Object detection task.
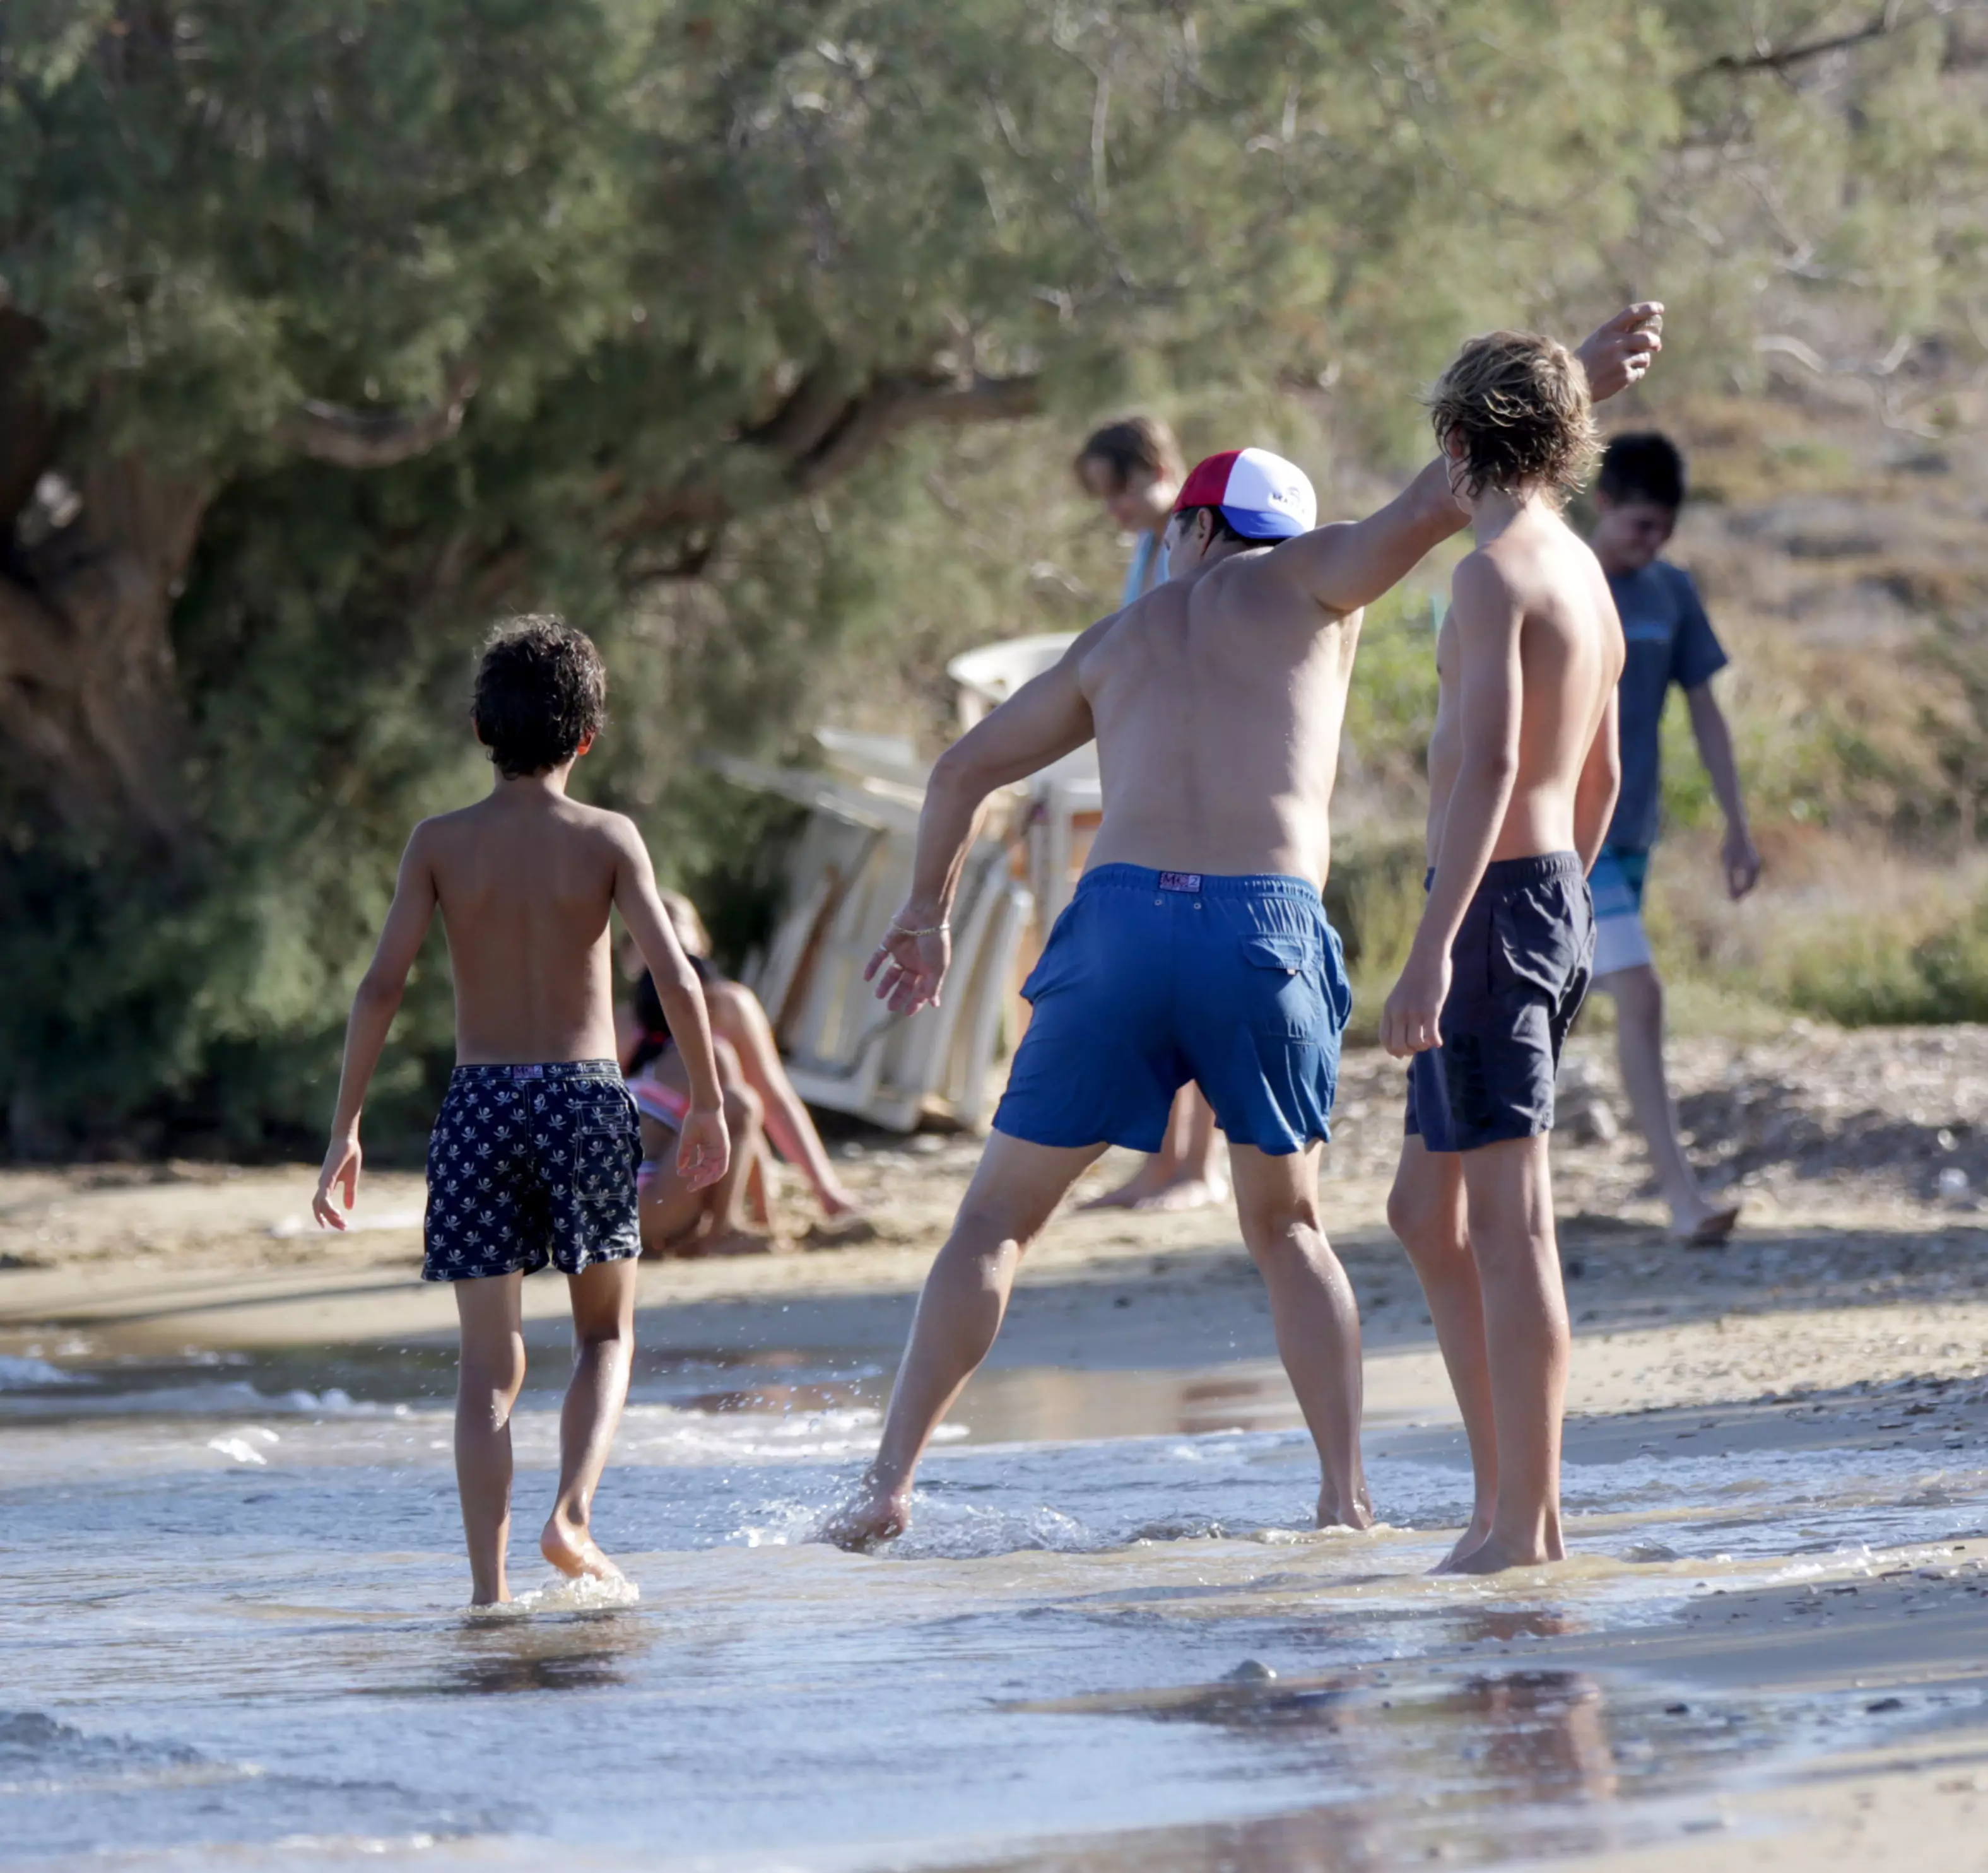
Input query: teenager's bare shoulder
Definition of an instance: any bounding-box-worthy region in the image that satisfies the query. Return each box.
[1449,541,1521,614]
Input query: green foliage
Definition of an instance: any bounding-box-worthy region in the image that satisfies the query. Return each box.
[3,2,1987,1148]
[1786,890,1988,1029]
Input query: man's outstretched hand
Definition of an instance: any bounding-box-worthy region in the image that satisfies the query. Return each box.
[1576,302,1664,403]
[866,908,951,1016]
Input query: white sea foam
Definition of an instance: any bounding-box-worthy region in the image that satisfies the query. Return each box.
[0,1379,409,1420]
[0,1354,85,1389]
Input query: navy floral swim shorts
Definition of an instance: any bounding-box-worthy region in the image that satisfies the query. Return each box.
[422,1062,643,1282]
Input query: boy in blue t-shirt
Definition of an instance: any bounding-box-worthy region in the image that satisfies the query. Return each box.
[1588,433,1759,1243]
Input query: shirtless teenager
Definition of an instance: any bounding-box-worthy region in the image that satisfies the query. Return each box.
[1382,330,1643,1576]
[823,307,1662,1549]
[312,618,730,1606]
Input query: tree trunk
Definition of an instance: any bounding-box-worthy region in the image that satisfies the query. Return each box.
[0,454,208,850]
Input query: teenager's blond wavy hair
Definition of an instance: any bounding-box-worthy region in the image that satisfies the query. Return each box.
[1426,331,1597,502]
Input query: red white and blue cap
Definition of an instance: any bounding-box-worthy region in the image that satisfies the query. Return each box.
[1173,447,1317,541]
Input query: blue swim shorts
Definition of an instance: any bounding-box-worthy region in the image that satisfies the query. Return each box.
[423,1062,642,1281]
[993,864,1351,1158]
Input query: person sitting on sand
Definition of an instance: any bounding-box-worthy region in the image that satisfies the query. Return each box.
[621,894,867,1257]
[312,618,729,1606]
[1381,329,1636,1576]
[821,304,1664,1552]
[1072,417,1229,1214]
[1585,433,1758,1245]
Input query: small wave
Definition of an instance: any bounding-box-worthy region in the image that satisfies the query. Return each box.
[0,1710,209,1788]
[472,1574,641,1616]
[0,1380,410,1421]
[0,1354,85,1389]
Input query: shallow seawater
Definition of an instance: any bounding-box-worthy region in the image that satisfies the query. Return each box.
[1,1342,1981,1870]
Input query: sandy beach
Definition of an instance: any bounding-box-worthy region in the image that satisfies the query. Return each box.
[6,1025,1988,1869]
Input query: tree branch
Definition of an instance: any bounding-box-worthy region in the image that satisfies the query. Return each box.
[791,370,1041,493]
[616,367,1040,544]
[283,358,480,469]
[1696,3,1932,76]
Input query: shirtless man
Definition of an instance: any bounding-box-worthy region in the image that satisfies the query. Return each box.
[312,618,730,1605]
[1381,332,1634,1576]
[823,306,1662,1549]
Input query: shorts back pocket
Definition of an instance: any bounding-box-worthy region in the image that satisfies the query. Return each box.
[1240,933,1327,1040]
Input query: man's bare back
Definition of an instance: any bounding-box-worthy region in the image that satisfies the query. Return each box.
[1079,549,1362,886]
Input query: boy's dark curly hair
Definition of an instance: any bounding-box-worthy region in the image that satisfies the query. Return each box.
[472,615,608,778]
[1426,331,1597,502]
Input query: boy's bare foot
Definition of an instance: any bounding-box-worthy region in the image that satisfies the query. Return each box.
[1315,1480,1375,1531]
[816,1479,910,1551]
[540,1510,628,1586]
[1444,1529,1564,1575]
[1082,1166,1230,1213]
[1671,1200,1741,1248]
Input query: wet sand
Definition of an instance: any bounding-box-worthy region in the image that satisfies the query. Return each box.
[5,1028,1988,1867]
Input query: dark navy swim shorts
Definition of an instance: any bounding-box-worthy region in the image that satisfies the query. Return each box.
[994,864,1351,1158]
[1404,852,1594,1154]
[423,1062,642,1281]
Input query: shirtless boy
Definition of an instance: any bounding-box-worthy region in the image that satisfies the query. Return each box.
[1381,332,1635,1576]
[312,618,730,1606]
[824,306,1661,1550]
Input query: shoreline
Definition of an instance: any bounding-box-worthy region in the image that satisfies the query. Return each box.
[7,1028,1988,1870]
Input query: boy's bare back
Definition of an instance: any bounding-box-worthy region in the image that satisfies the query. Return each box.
[411,787,640,1065]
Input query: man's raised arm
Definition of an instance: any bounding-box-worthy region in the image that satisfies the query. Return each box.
[1274,303,1666,619]
[868,615,1110,1015]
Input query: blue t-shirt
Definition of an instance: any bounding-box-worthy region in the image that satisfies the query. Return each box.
[1120,532,1169,606]
[1606,560,1727,854]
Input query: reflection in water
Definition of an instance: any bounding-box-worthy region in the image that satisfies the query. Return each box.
[378,1611,654,1700]
[1453,1670,1621,1811]
[995,1667,1762,1872]
[1457,1609,1582,1645]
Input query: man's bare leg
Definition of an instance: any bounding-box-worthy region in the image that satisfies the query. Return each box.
[821,1132,1104,1547]
[1387,1136,1498,1568]
[1597,965,1738,1243]
[454,1272,528,1606]
[1082,1087,1229,1212]
[541,1257,640,1585]
[1448,1134,1568,1574]
[1228,1142,1373,1530]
